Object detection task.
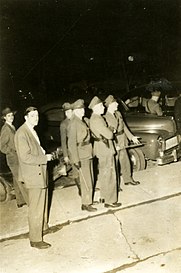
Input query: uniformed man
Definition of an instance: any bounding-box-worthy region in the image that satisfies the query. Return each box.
[68,99,97,212]
[88,96,122,208]
[144,90,163,116]
[174,94,181,135]
[60,102,81,196]
[60,102,73,164]
[104,95,141,188]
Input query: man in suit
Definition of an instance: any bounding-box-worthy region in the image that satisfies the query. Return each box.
[104,95,140,188]
[0,107,27,207]
[68,99,97,212]
[88,96,122,208]
[15,106,53,249]
[60,102,81,196]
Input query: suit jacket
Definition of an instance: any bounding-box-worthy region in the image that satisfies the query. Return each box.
[104,111,134,149]
[68,115,92,164]
[0,123,18,167]
[89,113,115,158]
[14,123,48,188]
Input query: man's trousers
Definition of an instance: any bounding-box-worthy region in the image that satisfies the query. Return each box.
[79,159,93,205]
[27,187,48,243]
[98,154,117,204]
[117,148,133,184]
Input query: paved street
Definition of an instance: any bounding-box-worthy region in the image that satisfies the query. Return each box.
[0,161,181,273]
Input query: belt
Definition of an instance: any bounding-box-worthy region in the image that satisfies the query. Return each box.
[93,137,102,142]
[94,137,109,148]
[116,130,124,136]
[77,141,90,147]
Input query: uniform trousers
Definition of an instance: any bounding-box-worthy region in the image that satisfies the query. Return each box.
[79,159,93,205]
[27,187,48,243]
[176,120,181,135]
[117,148,133,184]
[98,154,117,204]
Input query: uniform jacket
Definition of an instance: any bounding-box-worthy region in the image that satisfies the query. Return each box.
[145,99,163,116]
[14,123,48,188]
[104,111,134,149]
[60,118,70,158]
[89,113,115,158]
[174,96,181,122]
[0,123,18,166]
[68,115,92,164]
[174,96,181,134]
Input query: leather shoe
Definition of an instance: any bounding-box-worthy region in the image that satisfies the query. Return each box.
[99,198,105,203]
[104,202,122,208]
[125,180,140,186]
[30,241,51,249]
[81,205,97,212]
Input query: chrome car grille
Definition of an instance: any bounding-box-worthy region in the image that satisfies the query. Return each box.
[165,136,179,150]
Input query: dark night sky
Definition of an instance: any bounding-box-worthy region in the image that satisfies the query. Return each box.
[0,0,181,107]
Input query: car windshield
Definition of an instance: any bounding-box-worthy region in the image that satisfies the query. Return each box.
[118,99,130,113]
[121,88,181,116]
[44,107,64,122]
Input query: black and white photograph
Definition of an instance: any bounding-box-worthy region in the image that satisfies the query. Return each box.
[0,0,181,272]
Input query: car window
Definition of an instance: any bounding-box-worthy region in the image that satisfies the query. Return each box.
[125,96,140,108]
[44,108,64,122]
[165,95,178,106]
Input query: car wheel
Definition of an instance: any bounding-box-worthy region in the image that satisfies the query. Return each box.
[0,176,14,202]
[128,148,146,171]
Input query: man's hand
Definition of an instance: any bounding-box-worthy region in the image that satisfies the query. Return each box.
[74,161,81,170]
[46,154,53,161]
[132,136,140,144]
[109,126,116,133]
[116,145,121,151]
[64,156,70,164]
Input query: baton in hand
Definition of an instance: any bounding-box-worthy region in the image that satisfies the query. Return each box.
[78,167,89,191]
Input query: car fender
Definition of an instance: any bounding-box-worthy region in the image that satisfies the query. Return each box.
[135,132,161,160]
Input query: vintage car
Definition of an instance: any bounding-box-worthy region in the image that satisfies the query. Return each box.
[2,96,179,202]
[0,154,15,203]
[39,98,180,172]
[118,97,180,169]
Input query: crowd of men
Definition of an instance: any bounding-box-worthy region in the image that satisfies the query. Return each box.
[0,95,141,249]
[60,95,141,214]
[1,91,180,250]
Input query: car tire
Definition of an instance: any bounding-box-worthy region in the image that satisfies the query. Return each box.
[0,176,13,203]
[128,148,146,171]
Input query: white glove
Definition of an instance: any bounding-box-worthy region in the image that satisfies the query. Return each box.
[116,146,121,151]
[64,156,70,164]
[132,136,140,144]
[46,154,53,161]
